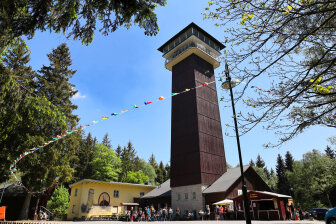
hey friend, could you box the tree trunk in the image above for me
[19,190,32,220]
[33,196,40,220]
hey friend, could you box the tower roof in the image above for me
[157,22,225,53]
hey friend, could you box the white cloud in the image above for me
[72,91,87,99]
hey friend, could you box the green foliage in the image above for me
[0,0,166,53]
[119,141,136,182]
[253,166,277,191]
[206,0,336,146]
[325,145,335,159]
[47,185,69,218]
[139,159,156,185]
[285,151,294,171]
[90,143,121,181]
[102,133,111,149]
[125,171,149,185]
[255,154,265,168]
[276,154,288,194]
[74,132,95,182]
[287,150,336,210]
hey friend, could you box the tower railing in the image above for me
[165,42,219,66]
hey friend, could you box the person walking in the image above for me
[205,205,211,220]
[168,207,173,221]
[297,203,303,220]
[175,207,180,220]
[219,205,224,220]
[286,203,291,220]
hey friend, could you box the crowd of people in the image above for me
[285,202,303,220]
[125,205,212,221]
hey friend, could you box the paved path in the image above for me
[1,220,325,224]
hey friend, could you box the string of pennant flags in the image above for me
[8,75,336,191]
[8,79,216,191]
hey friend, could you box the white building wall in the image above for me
[171,184,208,216]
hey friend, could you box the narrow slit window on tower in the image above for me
[184,193,188,200]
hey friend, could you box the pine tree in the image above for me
[285,151,294,171]
[37,43,78,127]
[276,154,288,194]
[164,163,170,181]
[75,132,95,181]
[119,142,137,182]
[325,145,335,159]
[115,145,122,158]
[21,44,80,219]
[264,167,270,179]
[133,156,141,171]
[156,162,164,185]
[270,168,275,176]
[256,154,265,168]
[249,159,255,167]
[102,132,111,149]
[149,153,159,170]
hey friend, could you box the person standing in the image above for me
[286,203,291,220]
[175,207,180,220]
[215,205,220,220]
[297,203,303,220]
[205,205,211,220]
[168,207,173,221]
[219,205,224,220]
[290,203,295,220]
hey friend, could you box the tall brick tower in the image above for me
[158,23,226,212]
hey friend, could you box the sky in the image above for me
[25,0,334,170]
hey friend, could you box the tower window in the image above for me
[184,193,188,200]
[192,192,196,200]
[177,193,181,200]
[74,188,78,196]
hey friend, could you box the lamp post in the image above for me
[221,62,251,224]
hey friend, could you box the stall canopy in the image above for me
[213,199,233,205]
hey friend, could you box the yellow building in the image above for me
[67,179,156,220]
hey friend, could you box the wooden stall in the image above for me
[232,190,292,220]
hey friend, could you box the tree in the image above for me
[255,154,265,168]
[74,132,95,181]
[285,151,295,171]
[0,0,167,54]
[149,154,159,170]
[156,161,165,184]
[102,133,111,149]
[249,159,255,167]
[90,143,121,181]
[205,0,336,147]
[325,145,335,159]
[115,145,122,158]
[119,141,137,182]
[253,166,277,191]
[287,150,336,209]
[0,39,80,219]
[37,43,78,126]
[46,185,69,219]
[125,171,149,185]
[139,159,157,185]
[276,154,288,194]
[164,163,170,181]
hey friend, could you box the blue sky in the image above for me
[25,0,334,170]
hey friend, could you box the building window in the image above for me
[140,192,145,197]
[177,193,181,200]
[238,189,242,196]
[114,190,119,198]
[72,205,76,214]
[192,192,196,200]
[184,193,188,200]
[74,188,78,196]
